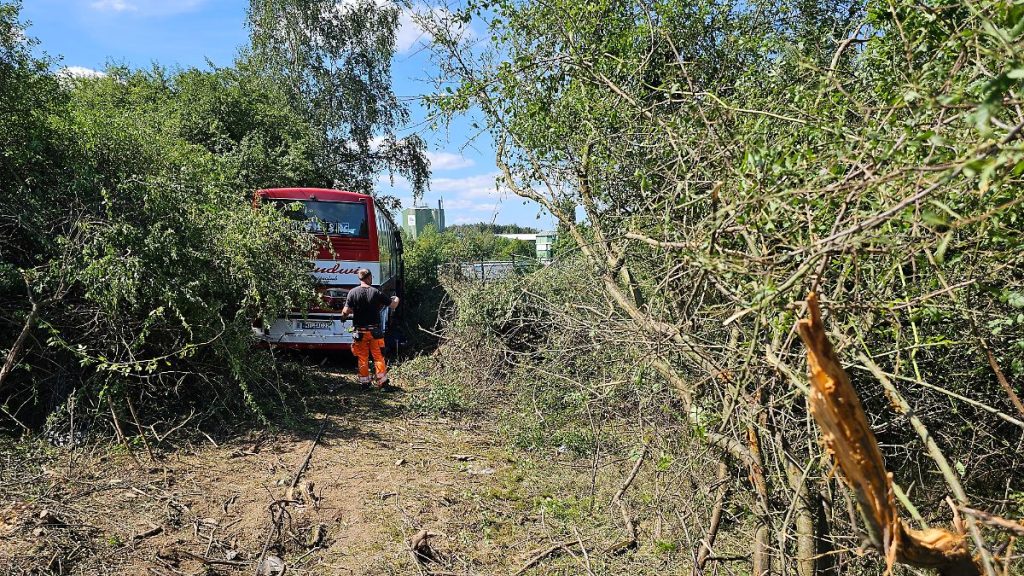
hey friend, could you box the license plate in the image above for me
[299,320,332,330]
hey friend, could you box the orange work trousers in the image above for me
[351,330,386,384]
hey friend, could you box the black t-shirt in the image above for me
[344,285,390,328]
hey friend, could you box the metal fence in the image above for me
[441,255,539,282]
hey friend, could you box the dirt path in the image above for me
[1,370,518,575]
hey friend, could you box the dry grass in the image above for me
[0,358,757,576]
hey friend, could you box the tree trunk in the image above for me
[748,422,772,576]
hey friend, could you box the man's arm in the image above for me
[374,289,398,310]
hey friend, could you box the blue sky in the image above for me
[20,0,552,228]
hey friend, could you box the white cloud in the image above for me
[308,2,474,54]
[433,172,501,196]
[375,170,510,219]
[396,8,427,53]
[335,0,419,49]
[441,198,497,211]
[452,214,497,224]
[91,0,135,11]
[58,66,108,79]
[378,171,503,199]
[376,173,409,188]
[89,0,204,16]
[395,4,475,53]
[426,151,473,171]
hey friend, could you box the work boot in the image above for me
[374,374,389,389]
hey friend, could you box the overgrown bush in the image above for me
[399,224,535,348]
[0,0,423,433]
[425,0,1024,572]
[0,49,320,429]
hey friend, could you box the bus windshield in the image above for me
[273,200,369,238]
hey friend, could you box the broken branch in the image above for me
[609,445,646,553]
[796,292,981,576]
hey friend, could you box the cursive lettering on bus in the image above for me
[311,263,361,274]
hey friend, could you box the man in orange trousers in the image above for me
[342,268,400,387]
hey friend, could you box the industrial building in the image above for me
[535,231,556,264]
[401,200,445,240]
[495,230,558,264]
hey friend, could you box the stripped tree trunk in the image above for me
[748,421,772,576]
[786,453,817,576]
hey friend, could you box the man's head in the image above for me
[357,268,372,284]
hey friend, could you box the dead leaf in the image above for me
[222,494,238,514]
[308,523,327,548]
[258,554,286,576]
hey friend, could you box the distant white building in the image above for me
[496,230,558,264]
[535,231,556,264]
[496,233,538,242]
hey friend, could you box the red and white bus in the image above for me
[254,188,402,350]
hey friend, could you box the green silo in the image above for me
[402,200,446,240]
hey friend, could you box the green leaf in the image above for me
[934,232,952,264]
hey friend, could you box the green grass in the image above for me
[408,380,469,414]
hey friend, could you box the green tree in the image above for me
[0,3,330,427]
[425,0,1024,573]
[247,0,429,199]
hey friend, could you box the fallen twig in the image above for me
[253,416,329,576]
[514,540,575,576]
[130,525,163,543]
[107,396,144,471]
[572,525,594,576]
[607,445,646,553]
[982,345,1024,420]
[693,460,729,575]
[125,392,156,463]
